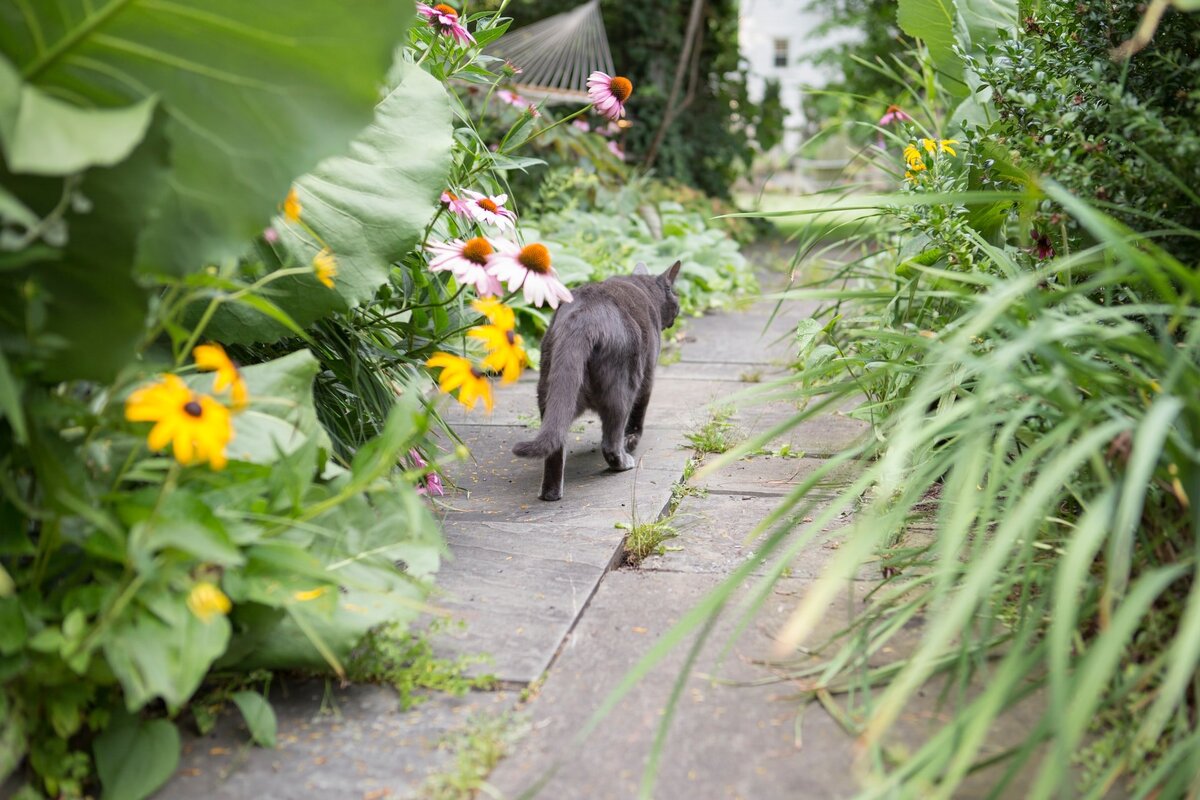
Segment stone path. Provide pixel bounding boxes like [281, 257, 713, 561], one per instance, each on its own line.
[164, 282, 1035, 798]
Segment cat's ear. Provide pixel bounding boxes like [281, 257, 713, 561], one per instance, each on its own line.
[661, 260, 682, 285]
[633, 262, 650, 275]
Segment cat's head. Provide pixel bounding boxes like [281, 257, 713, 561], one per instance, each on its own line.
[634, 260, 682, 329]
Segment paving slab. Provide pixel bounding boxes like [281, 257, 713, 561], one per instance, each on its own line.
[677, 303, 813, 364]
[642, 491, 874, 581]
[689, 454, 862, 498]
[428, 518, 625, 683]
[439, 375, 753, 432]
[169, 681, 516, 800]
[487, 570, 1040, 800]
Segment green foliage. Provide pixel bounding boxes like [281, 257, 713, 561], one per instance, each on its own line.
[0, 1, 471, 796]
[418, 711, 528, 800]
[974, 0, 1200, 261]
[618, 517, 680, 566]
[684, 407, 739, 455]
[693, 0, 1200, 795]
[347, 621, 497, 711]
[529, 171, 758, 319]
[502, 0, 771, 197]
[0, 0, 409, 279]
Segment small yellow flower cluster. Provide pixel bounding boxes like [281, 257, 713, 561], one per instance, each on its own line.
[124, 344, 246, 470]
[904, 138, 959, 181]
[280, 185, 339, 290]
[426, 298, 527, 413]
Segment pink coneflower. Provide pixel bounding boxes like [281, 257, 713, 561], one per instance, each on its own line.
[606, 140, 625, 161]
[441, 190, 473, 218]
[879, 104, 912, 125]
[587, 71, 633, 121]
[263, 227, 279, 244]
[572, 119, 592, 133]
[426, 237, 505, 296]
[526, 103, 542, 119]
[496, 88, 526, 108]
[462, 190, 516, 230]
[486, 241, 573, 309]
[416, 3, 474, 45]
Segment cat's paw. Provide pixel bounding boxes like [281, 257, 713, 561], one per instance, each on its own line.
[624, 432, 641, 452]
[540, 487, 563, 501]
[604, 450, 636, 471]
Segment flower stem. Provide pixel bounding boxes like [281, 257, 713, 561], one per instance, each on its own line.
[500, 104, 592, 154]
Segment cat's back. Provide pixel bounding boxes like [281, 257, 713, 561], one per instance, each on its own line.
[552, 275, 659, 337]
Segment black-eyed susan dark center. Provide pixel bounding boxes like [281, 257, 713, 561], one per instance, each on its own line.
[610, 76, 633, 103]
[517, 243, 552, 274]
[477, 197, 499, 213]
[470, 366, 485, 379]
[462, 237, 494, 265]
[506, 330, 517, 345]
[183, 400, 203, 418]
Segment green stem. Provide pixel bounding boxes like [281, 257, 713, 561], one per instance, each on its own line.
[500, 104, 592, 154]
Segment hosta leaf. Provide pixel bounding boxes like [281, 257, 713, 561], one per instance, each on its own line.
[0, 54, 155, 175]
[0, 0, 415, 276]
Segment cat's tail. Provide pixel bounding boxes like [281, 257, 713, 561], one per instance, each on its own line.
[512, 330, 591, 458]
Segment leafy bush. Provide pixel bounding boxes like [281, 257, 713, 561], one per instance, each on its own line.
[974, 0, 1200, 260]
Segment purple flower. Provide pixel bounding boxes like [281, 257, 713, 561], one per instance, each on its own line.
[587, 71, 633, 121]
[1031, 230, 1055, 260]
[410, 448, 445, 497]
[606, 140, 625, 161]
[879, 104, 913, 126]
[417, 3, 475, 46]
[571, 119, 592, 133]
[263, 227, 280, 244]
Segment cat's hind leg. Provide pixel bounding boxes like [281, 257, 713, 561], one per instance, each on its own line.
[624, 376, 653, 453]
[539, 447, 566, 501]
[598, 392, 637, 471]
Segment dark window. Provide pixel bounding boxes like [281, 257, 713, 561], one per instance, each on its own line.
[773, 38, 789, 68]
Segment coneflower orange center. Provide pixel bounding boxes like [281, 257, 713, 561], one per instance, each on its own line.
[462, 237, 493, 265]
[477, 198, 499, 213]
[183, 400, 203, 418]
[434, 4, 457, 16]
[444, 191, 459, 201]
[517, 243, 552, 274]
[610, 76, 633, 103]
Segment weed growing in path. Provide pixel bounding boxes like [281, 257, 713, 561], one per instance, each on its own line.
[348, 622, 497, 710]
[420, 711, 529, 800]
[617, 517, 680, 566]
[685, 407, 739, 454]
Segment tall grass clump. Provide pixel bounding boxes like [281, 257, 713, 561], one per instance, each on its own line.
[723, 1, 1200, 795]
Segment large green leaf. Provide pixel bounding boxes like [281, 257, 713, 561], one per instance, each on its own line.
[103, 584, 231, 712]
[0, 54, 155, 175]
[93, 712, 180, 800]
[0, 114, 169, 382]
[0, 0, 415, 276]
[897, 0, 963, 84]
[897, 0, 1017, 92]
[225, 350, 331, 465]
[208, 62, 453, 344]
[956, 0, 1018, 47]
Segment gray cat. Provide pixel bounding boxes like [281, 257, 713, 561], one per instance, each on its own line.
[512, 260, 682, 501]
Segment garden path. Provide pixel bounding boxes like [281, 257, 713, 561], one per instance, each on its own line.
[164, 267, 1034, 799]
